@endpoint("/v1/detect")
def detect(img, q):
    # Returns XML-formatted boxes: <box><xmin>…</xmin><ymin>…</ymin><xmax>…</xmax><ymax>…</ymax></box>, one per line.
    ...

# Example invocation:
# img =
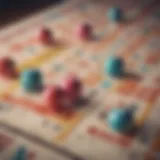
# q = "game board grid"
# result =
<box><xmin>0</xmin><ymin>105</ymin><xmax>65</xmax><ymax>140</ymax></box>
<box><xmin>1</xmin><ymin>30</ymin><xmax>159</xmax><ymax>145</ymax></box>
<box><xmin>0</xmin><ymin>0</ymin><xmax>159</xmax><ymax>159</ymax></box>
<box><xmin>63</xmin><ymin>96</ymin><xmax>146</xmax><ymax>160</ymax></box>
<box><xmin>82</xmin><ymin>9</ymin><xmax>158</xmax><ymax>55</ymax></box>
<box><xmin>0</xmin><ymin>46</ymin><xmax>65</xmax><ymax>96</ymax></box>
<box><xmin>63</xmin><ymin>86</ymin><xmax>159</xmax><ymax>160</ymax></box>
<box><xmin>0</xmin><ymin>46</ymin><xmax>104</xmax><ymax>144</ymax></box>
<box><xmin>0</xmin><ymin>127</ymin><xmax>73</xmax><ymax>160</ymax></box>
<box><xmin>46</xmin><ymin>0</ymin><xmax>156</xmax><ymax>51</ymax></box>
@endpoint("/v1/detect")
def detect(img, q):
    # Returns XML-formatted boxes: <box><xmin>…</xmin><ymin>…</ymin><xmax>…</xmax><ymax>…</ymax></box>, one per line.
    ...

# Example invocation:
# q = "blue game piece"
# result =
<box><xmin>104</xmin><ymin>56</ymin><xmax>124</xmax><ymax>77</ymax></box>
<box><xmin>20</xmin><ymin>69</ymin><xmax>43</xmax><ymax>92</ymax></box>
<box><xmin>107</xmin><ymin>108</ymin><xmax>134</xmax><ymax>132</ymax></box>
<box><xmin>107</xmin><ymin>7</ymin><xmax>123</xmax><ymax>21</ymax></box>
<box><xmin>11</xmin><ymin>147</ymin><xmax>27</xmax><ymax>160</ymax></box>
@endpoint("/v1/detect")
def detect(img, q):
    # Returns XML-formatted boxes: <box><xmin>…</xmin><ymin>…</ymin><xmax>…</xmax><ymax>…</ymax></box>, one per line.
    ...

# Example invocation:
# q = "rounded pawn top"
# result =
<box><xmin>76</xmin><ymin>23</ymin><xmax>93</xmax><ymax>40</ymax></box>
<box><xmin>38</xmin><ymin>27</ymin><xmax>54</xmax><ymax>45</ymax></box>
<box><xmin>11</xmin><ymin>146</ymin><xmax>27</xmax><ymax>160</ymax></box>
<box><xmin>20</xmin><ymin>69</ymin><xmax>43</xmax><ymax>92</ymax></box>
<box><xmin>44</xmin><ymin>86</ymin><xmax>63</xmax><ymax>110</ymax></box>
<box><xmin>107</xmin><ymin>7</ymin><xmax>124</xmax><ymax>22</ymax></box>
<box><xmin>62</xmin><ymin>75</ymin><xmax>82</xmax><ymax>102</ymax></box>
<box><xmin>107</xmin><ymin>108</ymin><xmax>134</xmax><ymax>132</ymax></box>
<box><xmin>0</xmin><ymin>57</ymin><xmax>18</xmax><ymax>78</ymax></box>
<box><xmin>43</xmin><ymin>86</ymin><xmax>71</xmax><ymax>113</ymax></box>
<box><xmin>104</xmin><ymin>56</ymin><xmax>124</xmax><ymax>77</ymax></box>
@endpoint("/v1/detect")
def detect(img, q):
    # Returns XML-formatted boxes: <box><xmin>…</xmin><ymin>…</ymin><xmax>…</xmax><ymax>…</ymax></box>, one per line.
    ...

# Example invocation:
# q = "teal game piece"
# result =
<box><xmin>20</xmin><ymin>69</ymin><xmax>43</xmax><ymax>92</ymax></box>
<box><xmin>104</xmin><ymin>56</ymin><xmax>124</xmax><ymax>77</ymax></box>
<box><xmin>107</xmin><ymin>7</ymin><xmax>123</xmax><ymax>21</ymax></box>
<box><xmin>11</xmin><ymin>147</ymin><xmax>27</xmax><ymax>160</ymax></box>
<box><xmin>107</xmin><ymin>108</ymin><xmax>134</xmax><ymax>132</ymax></box>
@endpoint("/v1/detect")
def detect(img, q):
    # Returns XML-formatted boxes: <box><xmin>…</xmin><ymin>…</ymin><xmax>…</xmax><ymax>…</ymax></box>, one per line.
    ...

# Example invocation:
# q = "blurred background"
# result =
<box><xmin>0</xmin><ymin>0</ymin><xmax>63</xmax><ymax>28</ymax></box>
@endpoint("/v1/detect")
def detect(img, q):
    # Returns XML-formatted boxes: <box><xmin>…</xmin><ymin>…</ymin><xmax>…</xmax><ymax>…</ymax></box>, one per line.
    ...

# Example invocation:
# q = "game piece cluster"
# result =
<box><xmin>0</xmin><ymin>55</ymin><xmax>134</xmax><ymax>133</ymax></box>
<box><xmin>0</xmin><ymin>58</ymin><xmax>83</xmax><ymax>115</ymax></box>
<box><xmin>44</xmin><ymin>75</ymin><xmax>83</xmax><ymax>114</ymax></box>
<box><xmin>21</xmin><ymin>70</ymin><xmax>83</xmax><ymax>114</ymax></box>
<box><xmin>0</xmin><ymin>6</ymin><xmax>136</xmax><ymax>133</ymax></box>
<box><xmin>37</xmin><ymin>7</ymin><xmax>124</xmax><ymax>45</ymax></box>
<box><xmin>21</xmin><ymin>71</ymin><xmax>83</xmax><ymax>114</ymax></box>
<box><xmin>38</xmin><ymin>23</ymin><xmax>93</xmax><ymax>45</ymax></box>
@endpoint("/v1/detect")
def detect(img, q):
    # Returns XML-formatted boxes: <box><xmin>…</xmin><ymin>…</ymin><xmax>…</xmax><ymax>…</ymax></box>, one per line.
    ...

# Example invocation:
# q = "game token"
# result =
<box><xmin>76</xmin><ymin>23</ymin><xmax>93</xmax><ymax>40</ymax></box>
<box><xmin>62</xmin><ymin>75</ymin><xmax>82</xmax><ymax>103</ymax></box>
<box><xmin>104</xmin><ymin>56</ymin><xmax>124</xmax><ymax>77</ymax></box>
<box><xmin>107</xmin><ymin>7</ymin><xmax>124</xmax><ymax>21</ymax></box>
<box><xmin>43</xmin><ymin>86</ymin><xmax>63</xmax><ymax>110</ymax></box>
<box><xmin>38</xmin><ymin>27</ymin><xmax>54</xmax><ymax>45</ymax></box>
<box><xmin>43</xmin><ymin>86</ymin><xmax>71</xmax><ymax>113</ymax></box>
<box><xmin>0</xmin><ymin>57</ymin><xmax>18</xmax><ymax>78</ymax></box>
<box><xmin>20</xmin><ymin>69</ymin><xmax>43</xmax><ymax>92</ymax></box>
<box><xmin>11</xmin><ymin>146</ymin><xmax>27</xmax><ymax>160</ymax></box>
<box><xmin>107</xmin><ymin>108</ymin><xmax>134</xmax><ymax>132</ymax></box>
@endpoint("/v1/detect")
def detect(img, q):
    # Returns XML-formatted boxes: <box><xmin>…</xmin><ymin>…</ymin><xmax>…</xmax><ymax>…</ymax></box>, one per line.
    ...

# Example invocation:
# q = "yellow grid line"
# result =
<box><xmin>136</xmin><ymin>103</ymin><xmax>155</xmax><ymax>127</ymax></box>
<box><xmin>55</xmin><ymin>111</ymin><xmax>85</xmax><ymax>142</ymax></box>
<box><xmin>0</xmin><ymin>47</ymin><xmax>64</xmax><ymax>98</ymax></box>
<box><xmin>0</xmin><ymin>46</ymin><xmax>88</xmax><ymax>143</ymax></box>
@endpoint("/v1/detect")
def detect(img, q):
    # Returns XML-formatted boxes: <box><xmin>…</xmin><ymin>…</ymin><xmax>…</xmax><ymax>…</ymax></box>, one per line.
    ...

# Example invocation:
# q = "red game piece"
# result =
<box><xmin>0</xmin><ymin>57</ymin><xmax>18</xmax><ymax>78</ymax></box>
<box><xmin>43</xmin><ymin>86</ymin><xmax>71</xmax><ymax>113</ymax></box>
<box><xmin>28</xmin><ymin>151</ymin><xmax>36</xmax><ymax>160</ymax></box>
<box><xmin>76</xmin><ymin>23</ymin><xmax>93</xmax><ymax>40</ymax></box>
<box><xmin>38</xmin><ymin>27</ymin><xmax>54</xmax><ymax>45</ymax></box>
<box><xmin>62</xmin><ymin>75</ymin><xmax>82</xmax><ymax>102</ymax></box>
<box><xmin>44</xmin><ymin>86</ymin><xmax>64</xmax><ymax>112</ymax></box>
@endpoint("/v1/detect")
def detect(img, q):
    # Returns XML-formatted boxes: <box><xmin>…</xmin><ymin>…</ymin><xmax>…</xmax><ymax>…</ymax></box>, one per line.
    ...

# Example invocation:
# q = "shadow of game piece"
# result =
<box><xmin>113</xmin><ymin>72</ymin><xmax>142</xmax><ymax>82</ymax></box>
<box><xmin>87</xmin><ymin>34</ymin><xmax>102</xmax><ymax>42</ymax></box>
<box><xmin>55</xmin><ymin>39</ymin><xmax>69</xmax><ymax>48</ymax></box>
<box><xmin>122</xmin><ymin>72</ymin><xmax>142</xmax><ymax>81</ymax></box>
<box><xmin>74</xmin><ymin>97</ymin><xmax>89</xmax><ymax>108</ymax></box>
<box><xmin>91</xmin><ymin>35</ymin><xmax>100</xmax><ymax>41</ymax></box>
<box><xmin>122</xmin><ymin>125</ymin><xmax>139</xmax><ymax>137</ymax></box>
<box><xmin>99</xmin><ymin>111</ymin><xmax>107</xmax><ymax>119</ymax></box>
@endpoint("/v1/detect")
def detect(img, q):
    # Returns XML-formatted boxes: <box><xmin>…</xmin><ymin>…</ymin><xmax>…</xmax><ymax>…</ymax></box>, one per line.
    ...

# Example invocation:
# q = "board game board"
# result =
<box><xmin>0</xmin><ymin>0</ymin><xmax>160</xmax><ymax>159</ymax></box>
<box><xmin>0</xmin><ymin>127</ymin><xmax>73</xmax><ymax>160</ymax></box>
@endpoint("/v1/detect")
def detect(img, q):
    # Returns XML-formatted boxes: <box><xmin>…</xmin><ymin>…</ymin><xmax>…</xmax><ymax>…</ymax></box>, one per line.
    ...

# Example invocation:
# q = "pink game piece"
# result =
<box><xmin>76</xmin><ymin>23</ymin><xmax>93</xmax><ymax>40</ymax></box>
<box><xmin>38</xmin><ymin>27</ymin><xmax>54</xmax><ymax>45</ymax></box>
<box><xmin>0</xmin><ymin>57</ymin><xmax>18</xmax><ymax>78</ymax></box>
<box><xmin>62</xmin><ymin>75</ymin><xmax>82</xmax><ymax>102</ymax></box>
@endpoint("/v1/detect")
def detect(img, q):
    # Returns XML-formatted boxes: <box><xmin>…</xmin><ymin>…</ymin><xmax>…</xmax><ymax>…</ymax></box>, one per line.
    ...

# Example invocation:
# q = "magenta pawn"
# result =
<box><xmin>62</xmin><ymin>75</ymin><xmax>82</xmax><ymax>103</ymax></box>
<box><xmin>76</xmin><ymin>23</ymin><xmax>93</xmax><ymax>40</ymax></box>
<box><xmin>38</xmin><ymin>27</ymin><xmax>55</xmax><ymax>45</ymax></box>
